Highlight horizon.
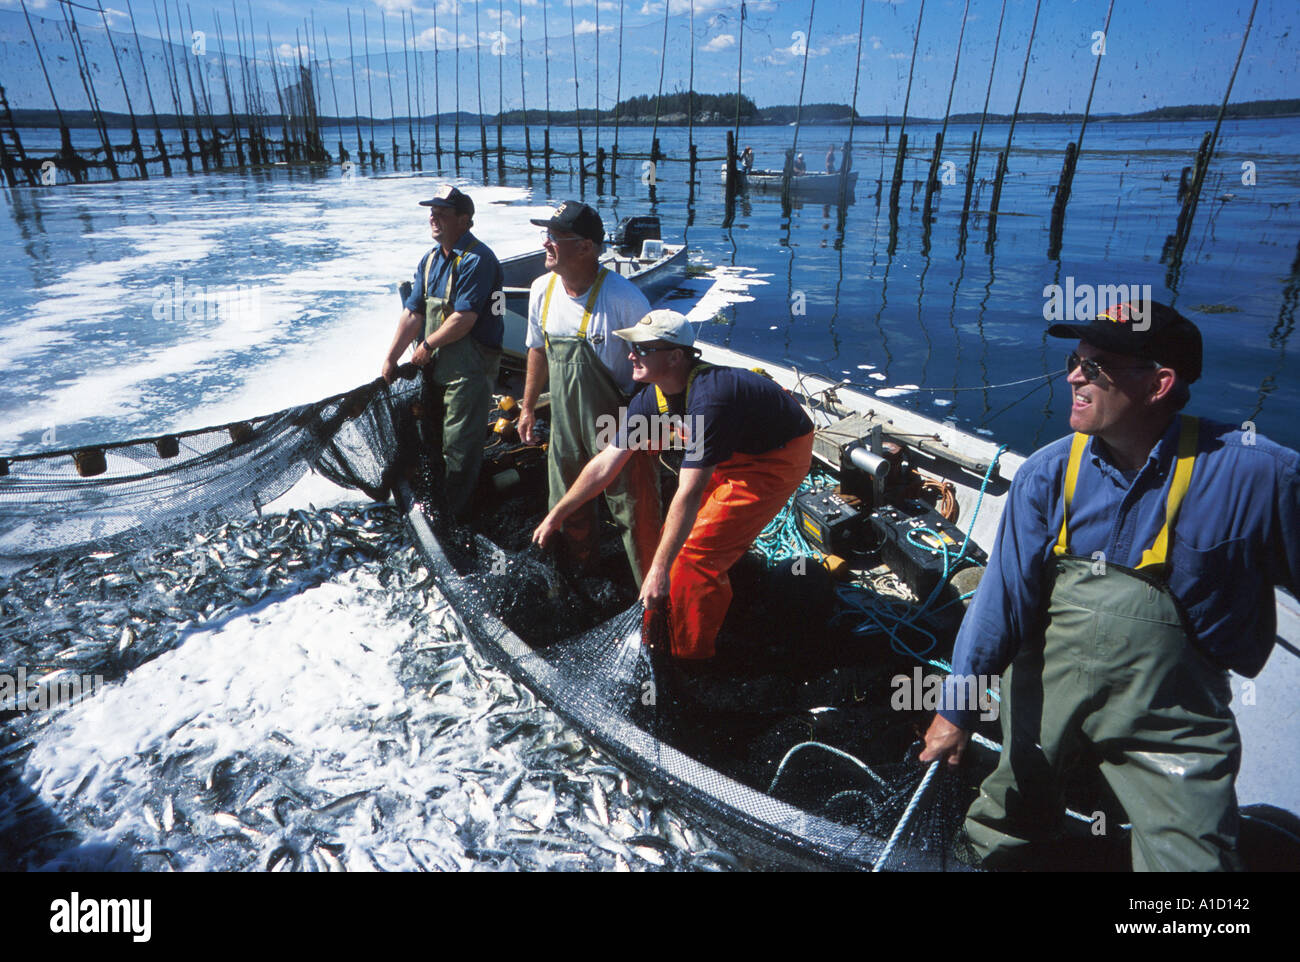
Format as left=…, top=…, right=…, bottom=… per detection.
left=0, top=1, right=1294, bottom=123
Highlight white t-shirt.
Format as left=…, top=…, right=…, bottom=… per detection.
left=525, top=268, right=651, bottom=396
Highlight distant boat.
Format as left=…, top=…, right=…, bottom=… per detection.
left=721, top=164, right=859, bottom=197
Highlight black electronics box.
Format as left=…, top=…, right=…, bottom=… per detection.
left=870, top=499, right=987, bottom=598
left=794, top=488, right=864, bottom=556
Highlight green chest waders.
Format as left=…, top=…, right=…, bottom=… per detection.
left=422, top=240, right=500, bottom=517
left=541, top=270, right=661, bottom=585
left=965, top=416, right=1242, bottom=871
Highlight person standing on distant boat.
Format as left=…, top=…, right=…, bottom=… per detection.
left=919, top=300, right=1300, bottom=871
left=825, top=146, right=836, bottom=174
left=381, top=185, right=504, bottom=517
left=792, top=152, right=807, bottom=175
left=740, top=146, right=754, bottom=173
left=532, top=310, right=814, bottom=660
left=519, top=201, right=661, bottom=584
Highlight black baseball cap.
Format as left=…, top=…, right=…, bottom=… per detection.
left=419, top=184, right=474, bottom=216
left=1048, top=299, right=1203, bottom=383
left=530, top=200, right=604, bottom=245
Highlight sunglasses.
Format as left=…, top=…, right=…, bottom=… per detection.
left=1066, top=352, right=1158, bottom=382
left=541, top=231, right=585, bottom=245
left=629, top=341, right=678, bottom=358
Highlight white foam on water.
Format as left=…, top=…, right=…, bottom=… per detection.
left=876, top=384, right=918, bottom=398
left=933, top=398, right=953, bottom=407
left=868, top=372, right=887, bottom=381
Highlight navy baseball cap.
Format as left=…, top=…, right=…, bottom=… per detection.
left=419, top=184, right=474, bottom=217
left=1048, top=299, right=1203, bottom=383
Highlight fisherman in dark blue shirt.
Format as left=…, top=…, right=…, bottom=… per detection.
left=381, top=186, right=504, bottom=516
left=532, top=310, right=814, bottom=660
left=920, top=300, right=1300, bottom=871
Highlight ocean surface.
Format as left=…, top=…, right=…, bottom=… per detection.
left=3, top=117, right=1298, bottom=456
left=1, top=117, right=1298, bottom=872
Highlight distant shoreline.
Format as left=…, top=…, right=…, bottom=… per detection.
left=12, top=98, right=1299, bottom=131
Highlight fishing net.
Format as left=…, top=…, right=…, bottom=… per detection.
left=1, top=363, right=1008, bottom=871
left=0, top=373, right=417, bottom=573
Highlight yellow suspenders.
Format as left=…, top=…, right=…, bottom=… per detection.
left=540, top=268, right=609, bottom=344
left=422, top=238, right=479, bottom=312
left=1053, top=415, right=1200, bottom=571
left=655, top=362, right=715, bottom=414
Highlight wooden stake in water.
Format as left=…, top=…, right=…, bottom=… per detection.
left=1047, top=0, right=1114, bottom=260
left=988, top=0, right=1041, bottom=249
left=123, top=0, right=172, bottom=176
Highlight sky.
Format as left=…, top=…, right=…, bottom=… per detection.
left=0, top=0, right=1295, bottom=118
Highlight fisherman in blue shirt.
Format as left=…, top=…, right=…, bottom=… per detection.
left=381, top=186, right=504, bottom=517
left=920, top=300, right=1300, bottom=871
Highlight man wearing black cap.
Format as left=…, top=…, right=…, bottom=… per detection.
left=518, top=200, right=660, bottom=584
left=381, top=185, right=504, bottom=516
left=920, top=299, right=1300, bottom=871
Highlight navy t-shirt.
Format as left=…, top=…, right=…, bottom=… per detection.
left=403, top=233, right=504, bottom=349
left=623, top=363, right=813, bottom=468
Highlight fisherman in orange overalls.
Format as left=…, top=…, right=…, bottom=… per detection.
left=532, top=310, right=814, bottom=660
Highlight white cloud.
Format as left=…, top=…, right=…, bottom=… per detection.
left=278, top=43, right=312, bottom=61
left=702, top=34, right=735, bottom=53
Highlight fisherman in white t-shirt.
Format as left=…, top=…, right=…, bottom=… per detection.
left=518, top=201, right=661, bottom=584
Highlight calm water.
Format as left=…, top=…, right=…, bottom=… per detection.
left=2, top=116, right=1298, bottom=457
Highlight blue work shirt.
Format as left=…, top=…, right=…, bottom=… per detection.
left=402, top=232, right=504, bottom=349
left=941, top=415, right=1300, bottom=730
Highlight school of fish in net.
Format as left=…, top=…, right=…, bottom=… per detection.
left=0, top=503, right=739, bottom=872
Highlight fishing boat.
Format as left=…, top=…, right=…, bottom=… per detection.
left=393, top=336, right=1300, bottom=871
left=3, top=237, right=1295, bottom=871
left=722, top=164, right=860, bottom=198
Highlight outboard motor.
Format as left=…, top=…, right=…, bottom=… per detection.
left=612, top=216, right=662, bottom=258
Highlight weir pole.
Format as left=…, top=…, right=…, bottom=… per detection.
left=433, top=2, right=442, bottom=166
left=569, top=0, right=584, bottom=188
left=519, top=0, right=531, bottom=176
left=61, top=0, right=121, bottom=179
left=837, top=0, right=869, bottom=218
left=958, top=0, right=1007, bottom=255
left=22, top=0, right=81, bottom=180
left=782, top=0, right=815, bottom=217
left=611, top=0, right=623, bottom=191
left=1164, top=0, right=1259, bottom=287
left=363, top=11, right=379, bottom=166
left=322, top=25, right=346, bottom=163
left=475, top=0, right=487, bottom=182
left=124, top=0, right=172, bottom=175
left=149, top=0, right=191, bottom=173
left=382, top=11, right=399, bottom=168
left=1047, top=0, right=1114, bottom=259
left=542, top=0, right=551, bottom=179
left=922, top=0, right=970, bottom=255
left=401, top=11, right=415, bottom=169
left=187, top=2, right=223, bottom=168
left=213, top=13, right=245, bottom=167
left=163, top=0, right=205, bottom=170
left=890, top=0, right=926, bottom=225
left=94, top=0, right=150, bottom=179
left=347, top=12, right=364, bottom=167
left=988, top=0, right=1042, bottom=247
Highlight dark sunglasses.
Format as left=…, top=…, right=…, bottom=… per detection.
left=1066, top=352, right=1157, bottom=382
left=629, top=341, right=677, bottom=358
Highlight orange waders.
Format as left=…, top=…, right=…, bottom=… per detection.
left=667, top=430, right=814, bottom=659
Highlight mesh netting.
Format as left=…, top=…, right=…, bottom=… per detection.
left=1, top=363, right=1005, bottom=870
left=0, top=373, right=416, bottom=572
